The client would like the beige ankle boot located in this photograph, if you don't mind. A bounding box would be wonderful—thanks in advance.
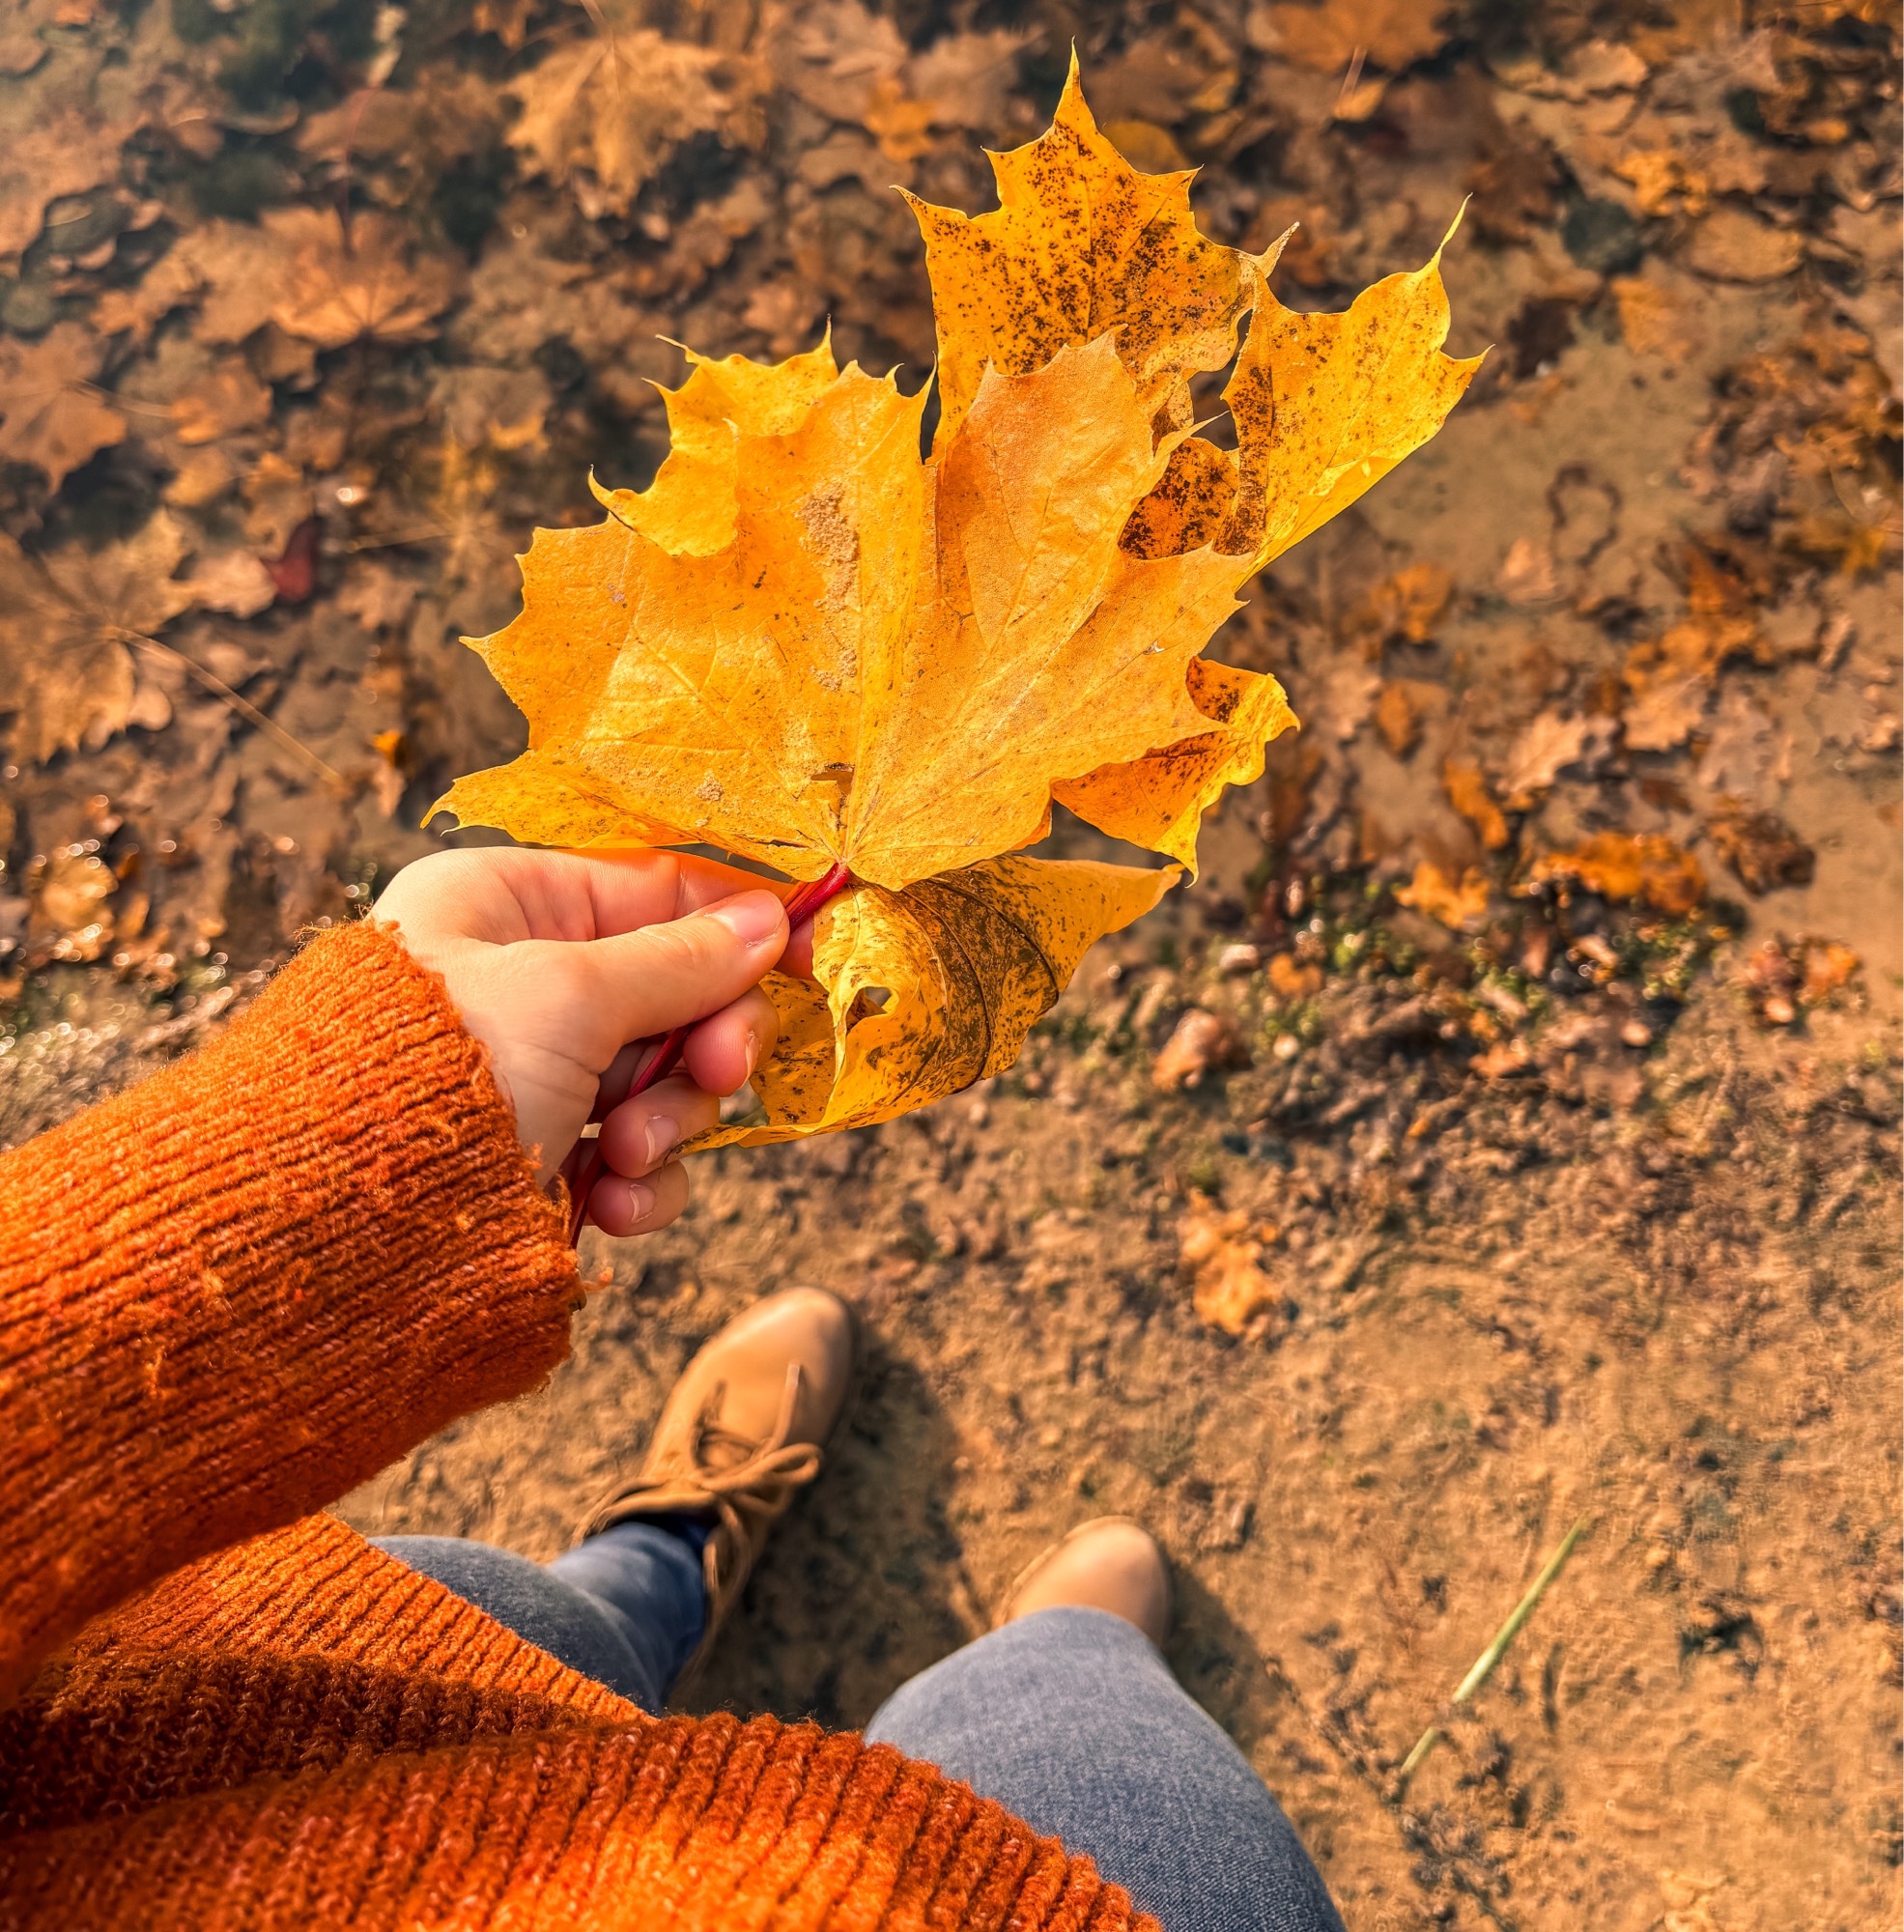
[997,1517,1172,1647]
[579,1286,857,1684]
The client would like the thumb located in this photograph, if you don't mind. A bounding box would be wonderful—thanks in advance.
[555,888,789,1069]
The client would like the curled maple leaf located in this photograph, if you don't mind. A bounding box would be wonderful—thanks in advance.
[438,64,1480,1146]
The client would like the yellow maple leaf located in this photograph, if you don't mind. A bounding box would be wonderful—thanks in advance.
[439,68,1477,1146]
[902,58,1271,449]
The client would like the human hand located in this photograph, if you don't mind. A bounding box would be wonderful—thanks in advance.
[373,847,813,1236]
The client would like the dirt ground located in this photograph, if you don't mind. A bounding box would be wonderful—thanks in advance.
[2,3,1900,1928]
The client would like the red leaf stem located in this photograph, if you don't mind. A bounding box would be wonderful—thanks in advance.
[563,860,853,1244]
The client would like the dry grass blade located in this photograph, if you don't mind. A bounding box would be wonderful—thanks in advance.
[128,635,347,788]
[1396,1517,1590,1793]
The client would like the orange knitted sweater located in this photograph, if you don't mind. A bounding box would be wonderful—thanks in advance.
[0,923,1150,1931]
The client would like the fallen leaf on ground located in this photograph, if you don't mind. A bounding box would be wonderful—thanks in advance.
[1268,953,1323,1000]
[1525,833,1706,915]
[1257,0,1448,74]
[508,23,756,215]
[1697,687,1787,804]
[185,547,278,617]
[1376,678,1440,756]
[169,358,273,445]
[1611,273,1697,363]
[1152,1008,1243,1091]
[1396,860,1490,930]
[1623,674,1708,751]
[1800,939,1859,1005]
[0,106,128,259]
[905,27,1027,128]
[1443,758,1510,848]
[1360,561,1455,641]
[1498,534,1563,604]
[1708,808,1814,894]
[0,513,195,764]
[26,847,117,959]
[1500,710,1617,809]
[269,209,462,348]
[0,321,126,488]
[1685,207,1805,284]
[1473,1036,1532,1077]
[1179,1198,1283,1337]
[441,69,1473,1143]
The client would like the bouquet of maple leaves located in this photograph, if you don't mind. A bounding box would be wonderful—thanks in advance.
[438,64,1479,1155]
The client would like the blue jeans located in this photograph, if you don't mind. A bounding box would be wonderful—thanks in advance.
[375,1532,1341,1932]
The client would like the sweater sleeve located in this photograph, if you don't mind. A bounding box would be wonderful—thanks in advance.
[0,921,582,1705]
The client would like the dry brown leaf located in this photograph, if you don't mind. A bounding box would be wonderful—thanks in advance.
[1799,939,1859,1005]
[0,320,126,487]
[773,0,906,124]
[470,0,535,47]
[1179,1198,1283,1337]
[1611,273,1697,364]
[27,847,117,959]
[268,209,462,348]
[1375,678,1438,756]
[1622,673,1708,752]
[1696,687,1786,804]
[1362,560,1455,641]
[0,513,195,763]
[184,547,277,618]
[0,106,128,259]
[1152,1008,1242,1091]
[1268,953,1322,1000]
[1500,710,1617,809]
[1709,807,1814,895]
[1257,0,1449,73]
[905,28,1027,129]
[1443,758,1510,849]
[170,357,272,445]
[1525,833,1705,916]
[433,364,553,452]
[0,0,72,75]
[1685,207,1805,284]
[1497,534,1563,605]
[1395,859,1489,930]
[1616,149,1709,217]
[508,23,756,215]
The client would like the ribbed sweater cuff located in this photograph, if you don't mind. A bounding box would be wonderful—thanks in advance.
[0,921,581,1703]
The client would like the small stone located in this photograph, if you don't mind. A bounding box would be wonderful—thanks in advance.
[1621,1019,1653,1048]
[1273,1033,1300,1062]
[1217,941,1262,976]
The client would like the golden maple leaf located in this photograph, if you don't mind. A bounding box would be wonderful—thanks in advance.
[439,64,1480,1147]
[0,512,195,764]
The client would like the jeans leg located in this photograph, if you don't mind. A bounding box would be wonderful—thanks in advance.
[373,1523,706,1715]
[867,1607,1343,1932]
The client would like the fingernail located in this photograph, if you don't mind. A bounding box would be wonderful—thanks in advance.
[702,890,785,947]
[643,1116,681,1167]
[743,1029,761,1076]
[620,1179,656,1223]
